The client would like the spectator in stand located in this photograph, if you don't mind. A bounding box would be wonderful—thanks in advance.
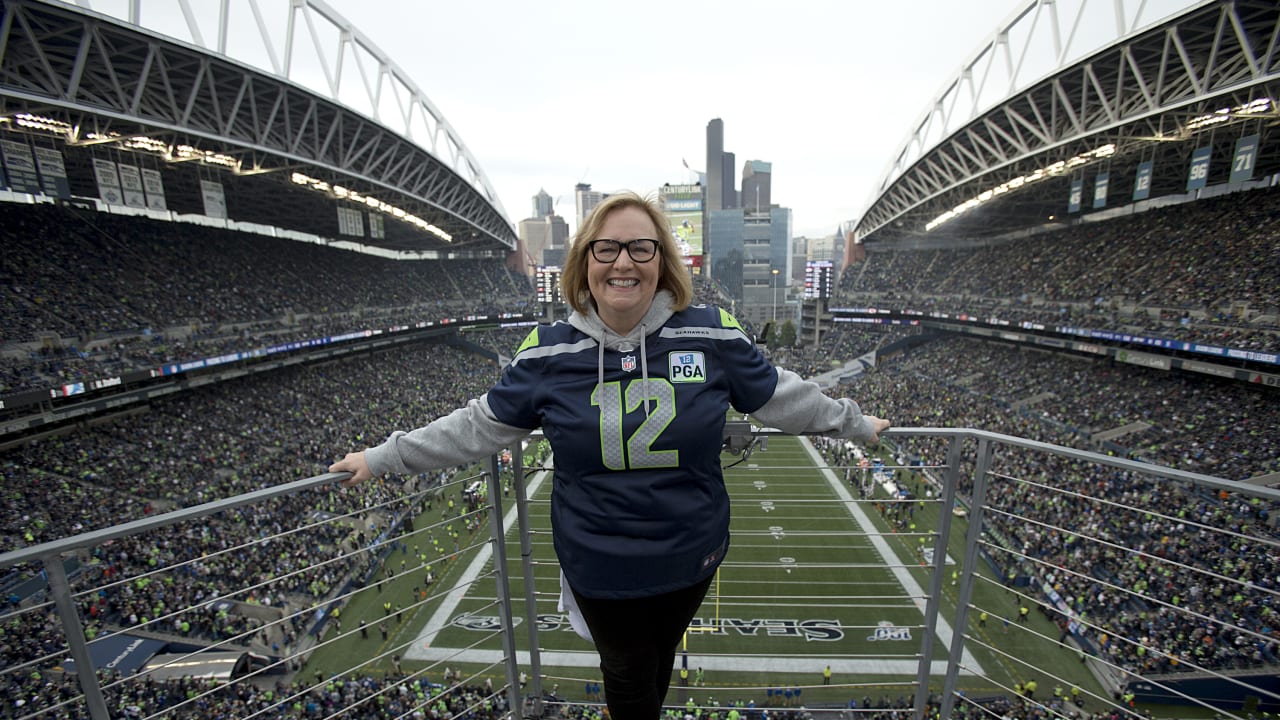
[832,185,1280,354]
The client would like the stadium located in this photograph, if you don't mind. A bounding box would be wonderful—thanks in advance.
[0,1,1277,719]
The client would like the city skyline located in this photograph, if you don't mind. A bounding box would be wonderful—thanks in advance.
[320,0,1025,239]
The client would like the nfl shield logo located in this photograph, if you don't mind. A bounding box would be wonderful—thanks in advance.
[621,354,637,372]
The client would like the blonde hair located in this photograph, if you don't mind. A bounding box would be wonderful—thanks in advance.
[560,191,694,315]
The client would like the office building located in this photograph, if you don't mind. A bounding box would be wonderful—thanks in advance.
[708,205,793,328]
[705,118,737,212]
[532,189,554,219]
[518,214,570,269]
[808,227,848,274]
[706,119,724,213]
[575,183,605,230]
[741,160,771,212]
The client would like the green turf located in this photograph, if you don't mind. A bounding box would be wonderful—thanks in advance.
[305,434,1109,709]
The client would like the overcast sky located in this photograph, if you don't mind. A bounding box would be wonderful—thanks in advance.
[331,0,1009,238]
[94,0,1194,239]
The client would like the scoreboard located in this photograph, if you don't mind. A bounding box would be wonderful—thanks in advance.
[804,260,834,299]
[536,266,562,304]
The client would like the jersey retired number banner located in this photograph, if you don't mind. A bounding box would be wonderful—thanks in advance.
[1186,146,1211,191]
[1092,172,1109,209]
[1229,134,1259,184]
[1067,178,1083,213]
[1132,161,1153,201]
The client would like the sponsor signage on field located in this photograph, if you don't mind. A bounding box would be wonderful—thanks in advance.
[452,613,921,643]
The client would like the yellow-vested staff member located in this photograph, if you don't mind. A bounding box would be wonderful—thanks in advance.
[332,192,890,720]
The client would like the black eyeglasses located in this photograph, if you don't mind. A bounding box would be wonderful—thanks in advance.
[588,238,659,263]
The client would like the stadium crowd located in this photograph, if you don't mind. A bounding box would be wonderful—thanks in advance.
[1,191,1277,718]
[815,336,1278,681]
[3,331,1272,716]
[768,324,916,379]
[0,669,511,720]
[0,343,503,700]
[7,185,1277,400]
[0,202,533,393]
[831,186,1280,354]
[0,667,1088,720]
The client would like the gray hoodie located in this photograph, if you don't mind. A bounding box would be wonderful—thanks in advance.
[365,291,875,477]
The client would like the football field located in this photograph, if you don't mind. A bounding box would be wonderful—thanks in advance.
[308,434,1097,705]
[394,435,984,692]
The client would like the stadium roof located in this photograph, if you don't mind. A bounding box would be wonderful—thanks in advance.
[0,0,517,256]
[855,0,1280,247]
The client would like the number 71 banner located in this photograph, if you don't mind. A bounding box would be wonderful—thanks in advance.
[1230,134,1259,184]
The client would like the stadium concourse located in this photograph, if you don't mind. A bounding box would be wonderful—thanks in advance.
[0,183,1276,719]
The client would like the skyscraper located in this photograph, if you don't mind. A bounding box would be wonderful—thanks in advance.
[518,214,570,268]
[706,119,724,213]
[575,183,605,231]
[705,118,738,211]
[721,152,737,209]
[707,203,793,327]
[705,118,737,273]
[532,189,554,219]
[741,160,771,212]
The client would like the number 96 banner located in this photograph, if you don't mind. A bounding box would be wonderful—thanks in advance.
[1186,146,1211,191]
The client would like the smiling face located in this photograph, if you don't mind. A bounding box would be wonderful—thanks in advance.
[587,205,662,335]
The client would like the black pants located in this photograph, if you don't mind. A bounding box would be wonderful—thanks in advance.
[571,574,714,720]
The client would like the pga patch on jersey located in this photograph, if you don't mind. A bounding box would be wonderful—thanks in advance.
[668,351,706,383]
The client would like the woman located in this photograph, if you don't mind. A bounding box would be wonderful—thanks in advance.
[331,191,889,719]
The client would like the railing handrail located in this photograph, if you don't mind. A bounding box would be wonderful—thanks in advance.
[4,427,1277,720]
[884,427,1279,499]
[0,471,354,570]
[4,429,1272,574]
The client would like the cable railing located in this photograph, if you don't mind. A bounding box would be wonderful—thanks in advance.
[1,428,1276,720]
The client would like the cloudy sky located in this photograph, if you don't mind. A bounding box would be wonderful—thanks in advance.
[93,0,1194,239]
[333,0,1011,237]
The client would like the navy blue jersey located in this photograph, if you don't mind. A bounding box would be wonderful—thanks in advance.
[486,305,778,598]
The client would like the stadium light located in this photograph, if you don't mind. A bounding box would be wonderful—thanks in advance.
[291,171,453,242]
[10,113,72,134]
[175,144,239,169]
[76,132,244,173]
[81,132,125,146]
[1186,98,1272,132]
[925,143,1116,232]
[124,136,170,154]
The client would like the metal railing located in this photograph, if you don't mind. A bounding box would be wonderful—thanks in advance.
[1,428,1276,720]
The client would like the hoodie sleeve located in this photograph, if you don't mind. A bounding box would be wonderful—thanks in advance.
[750,368,877,441]
[364,393,532,477]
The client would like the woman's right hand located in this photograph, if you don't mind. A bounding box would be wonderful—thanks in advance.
[329,451,373,486]
[866,415,891,444]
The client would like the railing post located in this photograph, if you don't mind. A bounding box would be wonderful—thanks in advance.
[513,439,546,717]
[911,432,965,719]
[486,453,523,717]
[45,552,112,720]
[939,434,996,719]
